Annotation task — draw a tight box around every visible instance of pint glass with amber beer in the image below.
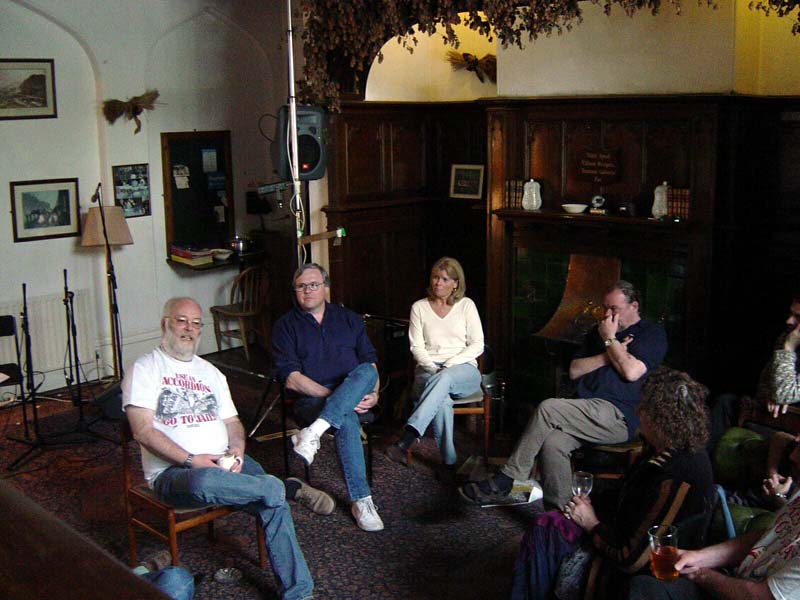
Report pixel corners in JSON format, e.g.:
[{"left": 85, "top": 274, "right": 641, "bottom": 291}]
[{"left": 648, "top": 525, "right": 679, "bottom": 581}]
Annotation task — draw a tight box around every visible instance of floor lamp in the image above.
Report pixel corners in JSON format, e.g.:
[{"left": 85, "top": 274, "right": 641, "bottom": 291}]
[{"left": 81, "top": 203, "right": 133, "bottom": 381}]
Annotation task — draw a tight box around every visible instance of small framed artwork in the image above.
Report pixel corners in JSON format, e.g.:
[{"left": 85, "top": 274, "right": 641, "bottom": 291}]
[
  {"left": 10, "top": 178, "right": 80, "bottom": 242},
  {"left": 0, "top": 59, "right": 57, "bottom": 120},
  {"left": 449, "top": 164, "right": 485, "bottom": 199},
  {"left": 112, "top": 163, "right": 151, "bottom": 218}
]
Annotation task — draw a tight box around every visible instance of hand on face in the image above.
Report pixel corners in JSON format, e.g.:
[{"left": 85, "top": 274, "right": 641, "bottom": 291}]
[{"left": 598, "top": 313, "right": 619, "bottom": 340}]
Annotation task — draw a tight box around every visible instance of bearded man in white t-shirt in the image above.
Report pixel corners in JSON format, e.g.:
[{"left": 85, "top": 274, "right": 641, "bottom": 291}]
[{"left": 123, "top": 297, "right": 318, "bottom": 600}]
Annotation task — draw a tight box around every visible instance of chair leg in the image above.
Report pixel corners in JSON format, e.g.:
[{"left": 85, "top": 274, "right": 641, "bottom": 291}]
[
  {"left": 127, "top": 515, "right": 139, "bottom": 567},
  {"left": 255, "top": 519, "right": 267, "bottom": 569},
  {"left": 212, "top": 314, "right": 223, "bottom": 353},
  {"left": 167, "top": 512, "right": 180, "bottom": 566},
  {"left": 483, "top": 395, "right": 492, "bottom": 464},
  {"left": 281, "top": 393, "right": 291, "bottom": 478},
  {"left": 239, "top": 317, "right": 251, "bottom": 362}
]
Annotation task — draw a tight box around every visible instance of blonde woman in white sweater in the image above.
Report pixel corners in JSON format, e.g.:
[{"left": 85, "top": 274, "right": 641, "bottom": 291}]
[{"left": 386, "top": 257, "right": 484, "bottom": 475}]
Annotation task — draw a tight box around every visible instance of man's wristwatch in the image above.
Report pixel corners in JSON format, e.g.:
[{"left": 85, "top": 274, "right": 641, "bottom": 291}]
[
  {"left": 183, "top": 453, "right": 194, "bottom": 469},
  {"left": 604, "top": 338, "right": 617, "bottom": 348}
]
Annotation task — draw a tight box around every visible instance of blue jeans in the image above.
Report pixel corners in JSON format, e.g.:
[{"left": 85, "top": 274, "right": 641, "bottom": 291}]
[
  {"left": 408, "top": 363, "right": 481, "bottom": 465},
  {"left": 141, "top": 566, "right": 194, "bottom": 600},
  {"left": 293, "top": 362, "right": 378, "bottom": 501},
  {"left": 153, "top": 456, "right": 313, "bottom": 600}
]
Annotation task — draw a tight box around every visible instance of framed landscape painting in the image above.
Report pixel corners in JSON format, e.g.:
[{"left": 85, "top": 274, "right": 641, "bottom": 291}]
[
  {"left": 0, "top": 59, "right": 57, "bottom": 120},
  {"left": 10, "top": 178, "right": 80, "bottom": 242}
]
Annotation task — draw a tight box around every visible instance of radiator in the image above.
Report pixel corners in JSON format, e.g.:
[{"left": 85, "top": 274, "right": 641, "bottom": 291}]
[{"left": 0, "top": 290, "right": 97, "bottom": 381}]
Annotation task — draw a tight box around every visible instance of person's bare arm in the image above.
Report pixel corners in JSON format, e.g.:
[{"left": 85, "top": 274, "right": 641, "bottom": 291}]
[
  {"left": 224, "top": 416, "right": 246, "bottom": 473},
  {"left": 569, "top": 353, "right": 610, "bottom": 380},
  {"left": 126, "top": 405, "right": 221, "bottom": 469},
  {"left": 604, "top": 336, "right": 647, "bottom": 381},
  {"left": 285, "top": 371, "right": 333, "bottom": 398},
  {"left": 682, "top": 569, "right": 774, "bottom": 600},
  {"left": 676, "top": 529, "right": 765, "bottom": 573}
]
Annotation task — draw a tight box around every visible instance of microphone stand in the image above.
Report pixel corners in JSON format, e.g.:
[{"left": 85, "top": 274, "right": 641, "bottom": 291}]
[
  {"left": 7, "top": 284, "right": 86, "bottom": 470},
  {"left": 92, "top": 183, "right": 125, "bottom": 381},
  {"left": 61, "top": 269, "right": 116, "bottom": 444}
]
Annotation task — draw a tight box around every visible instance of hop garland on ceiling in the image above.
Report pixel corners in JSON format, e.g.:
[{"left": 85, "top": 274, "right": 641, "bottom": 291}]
[{"left": 298, "top": 0, "right": 719, "bottom": 110}]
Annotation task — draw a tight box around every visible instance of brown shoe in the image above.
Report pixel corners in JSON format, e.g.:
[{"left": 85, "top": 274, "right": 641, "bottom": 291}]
[{"left": 287, "top": 477, "right": 335, "bottom": 515}]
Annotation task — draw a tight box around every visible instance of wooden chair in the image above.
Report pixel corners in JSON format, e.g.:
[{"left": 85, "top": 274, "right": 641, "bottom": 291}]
[
  {"left": 210, "top": 266, "right": 269, "bottom": 362},
  {"left": 405, "top": 344, "right": 495, "bottom": 465},
  {"left": 121, "top": 420, "right": 267, "bottom": 568},
  {"left": 571, "top": 438, "right": 644, "bottom": 480},
  {"left": 452, "top": 345, "right": 494, "bottom": 464}
]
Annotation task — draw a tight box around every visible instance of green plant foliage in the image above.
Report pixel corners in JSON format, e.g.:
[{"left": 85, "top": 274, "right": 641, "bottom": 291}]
[{"left": 298, "top": 0, "right": 738, "bottom": 110}]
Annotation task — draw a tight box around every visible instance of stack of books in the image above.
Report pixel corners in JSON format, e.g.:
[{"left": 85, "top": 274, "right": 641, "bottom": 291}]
[{"left": 170, "top": 245, "right": 214, "bottom": 266}]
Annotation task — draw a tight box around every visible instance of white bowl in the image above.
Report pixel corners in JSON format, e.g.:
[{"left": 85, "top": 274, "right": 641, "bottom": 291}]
[
  {"left": 562, "top": 203, "right": 588, "bottom": 214},
  {"left": 212, "top": 249, "right": 234, "bottom": 261}
]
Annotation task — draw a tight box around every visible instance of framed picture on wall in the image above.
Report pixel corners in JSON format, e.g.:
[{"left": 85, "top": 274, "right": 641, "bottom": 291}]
[
  {"left": 449, "top": 164, "right": 485, "bottom": 199},
  {"left": 112, "top": 163, "right": 151, "bottom": 218},
  {"left": 0, "top": 59, "right": 57, "bottom": 120},
  {"left": 10, "top": 178, "right": 80, "bottom": 242}
]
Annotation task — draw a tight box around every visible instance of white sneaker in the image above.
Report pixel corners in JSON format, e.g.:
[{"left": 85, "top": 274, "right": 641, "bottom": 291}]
[
  {"left": 291, "top": 427, "right": 321, "bottom": 466},
  {"left": 351, "top": 496, "right": 384, "bottom": 532}
]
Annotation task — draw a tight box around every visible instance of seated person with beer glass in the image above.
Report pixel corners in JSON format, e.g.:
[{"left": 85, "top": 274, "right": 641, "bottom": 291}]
[
  {"left": 510, "top": 368, "right": 716, "bottom": 600},
  {"left": 628, "top": 432, "right": 800, "bottom": 600}
]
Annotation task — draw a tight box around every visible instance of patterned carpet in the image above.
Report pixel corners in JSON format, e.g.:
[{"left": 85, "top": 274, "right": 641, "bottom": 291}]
[{"left": 0, "top": 378, "right": 541, "bottom": 599}]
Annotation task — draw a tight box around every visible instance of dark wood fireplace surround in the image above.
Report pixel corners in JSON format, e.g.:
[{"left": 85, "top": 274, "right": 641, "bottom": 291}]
[{"left": 323, "top": 96, "right": 800, "bottom": 399}]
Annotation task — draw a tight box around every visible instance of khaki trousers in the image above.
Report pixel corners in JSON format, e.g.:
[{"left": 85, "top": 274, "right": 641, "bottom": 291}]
[{"left": 500, "top": 397, "right": 629, "bottom": 507}]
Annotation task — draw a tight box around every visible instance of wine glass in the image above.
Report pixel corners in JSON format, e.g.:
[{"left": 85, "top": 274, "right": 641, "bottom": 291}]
[{"left": 572, "top": 471, "right": 594, "bottom": 497}]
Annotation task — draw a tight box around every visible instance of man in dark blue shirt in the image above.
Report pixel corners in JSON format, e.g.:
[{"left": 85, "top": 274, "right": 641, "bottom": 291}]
[
  {"left": 271, "top": 263, "right": 384, "bottom": 532},
  {"left": 461, "top": 280, "right": 667, "bottom": 508}
]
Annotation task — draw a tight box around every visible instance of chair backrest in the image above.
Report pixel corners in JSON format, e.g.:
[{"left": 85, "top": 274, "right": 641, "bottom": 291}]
[
  {"left": 230, "top": 266, "right": 268, "bottom": 312},
  {"left": 0, "top": 315, "right": 17, "bottom": 338}
]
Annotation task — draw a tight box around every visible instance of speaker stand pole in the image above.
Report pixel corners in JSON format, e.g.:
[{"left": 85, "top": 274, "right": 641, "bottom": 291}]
[{"left": 285, "top": 0, "right": 304, "bottom": 269}]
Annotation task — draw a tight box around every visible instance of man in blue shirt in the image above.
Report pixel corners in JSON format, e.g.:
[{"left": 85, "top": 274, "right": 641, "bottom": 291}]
[
  {"left": 271, "top": 263, "right": 383, "bottom": 532},
  {"left": 461, "top": 280, "right": 668, "bottom": 508}
]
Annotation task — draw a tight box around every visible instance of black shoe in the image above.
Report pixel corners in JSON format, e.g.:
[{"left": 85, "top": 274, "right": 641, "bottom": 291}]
[
  {"left": 458, "top": 477, "right": 511, "bottom": 506},
  {"left": 385, "top": 443, "right": 410, "bottom": 466},
  {"left": 435, "top": 464, "right": 458, "bottom": 485}
]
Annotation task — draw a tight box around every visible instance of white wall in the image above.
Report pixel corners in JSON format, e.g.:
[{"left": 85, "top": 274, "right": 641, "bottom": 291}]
[
  {"left": 499, "top": 2, "right": 735, "bottom": 96},
  {"left": 1, "top": 0, "right": 290, "bottom": 388}
]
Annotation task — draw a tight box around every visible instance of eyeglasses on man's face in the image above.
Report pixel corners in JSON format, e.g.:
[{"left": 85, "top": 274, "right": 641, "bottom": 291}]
[
  {"left": 294, "top": 281, "right": 324, "bottom": 292},
  {"left": 171, "top": 315, "right": 204, "bottom": 329}
]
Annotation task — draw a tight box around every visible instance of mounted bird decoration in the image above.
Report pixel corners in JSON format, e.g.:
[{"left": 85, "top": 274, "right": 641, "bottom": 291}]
[
  {"left": 102, "top": 89, "right": 160, "bottom": 134},
  {"left": 445, "top": 50, "right": 497, "bottom": 84}
]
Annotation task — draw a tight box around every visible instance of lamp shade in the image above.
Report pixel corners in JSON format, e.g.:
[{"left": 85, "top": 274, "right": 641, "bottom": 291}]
[{"left": 81, "top": 206, "right": 133, "bottom": 247}]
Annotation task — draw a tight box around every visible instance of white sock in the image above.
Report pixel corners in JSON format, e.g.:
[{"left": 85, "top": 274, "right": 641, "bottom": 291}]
[{"left": 308, "top": 418, "right": 330, "bottom": 437}]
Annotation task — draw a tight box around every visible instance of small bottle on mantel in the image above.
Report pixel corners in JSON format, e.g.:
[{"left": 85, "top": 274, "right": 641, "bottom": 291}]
[{"left": 652, "top": 181, "right": 669, "bottom": 219}]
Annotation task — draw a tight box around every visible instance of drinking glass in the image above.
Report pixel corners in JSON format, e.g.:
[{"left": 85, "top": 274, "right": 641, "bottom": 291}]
[
  {"left": 648, "top": 525, "right": 679, "bottom": 581},
  {"left": 571, "top": 471, "right": 594, "bottom": 497}
]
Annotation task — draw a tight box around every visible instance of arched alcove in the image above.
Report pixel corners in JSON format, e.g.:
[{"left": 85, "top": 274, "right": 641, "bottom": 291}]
[{"left": 365, "top": 17, "right": 497, "bottom": 102}]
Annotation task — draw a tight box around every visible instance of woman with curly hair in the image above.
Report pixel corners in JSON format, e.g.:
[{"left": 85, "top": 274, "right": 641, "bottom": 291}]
[{"left": 510, "top": 367, "right": 716, "bottom": 600}]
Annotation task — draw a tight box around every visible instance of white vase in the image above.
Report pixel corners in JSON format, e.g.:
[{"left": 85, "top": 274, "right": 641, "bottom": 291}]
[
  {"left": 652, "top": 181, "right": 669, "bottom": 219},
  {"left": 522, "top": 179, "right": 542, "bottom": 211}
]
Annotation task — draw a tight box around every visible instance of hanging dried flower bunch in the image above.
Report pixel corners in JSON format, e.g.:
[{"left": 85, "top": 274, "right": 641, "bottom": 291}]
[
  {"left": 750, "top": 0, "right": 800, "bottom": 35},
  {"left": 299, "top": 0, "right": 720, "bottom": 110},
  {"left": 102, "top": 90, "right": 159, "bottom": 134},
  {"left": 446, "top": 50, "right": 497, "bottom": 83}
]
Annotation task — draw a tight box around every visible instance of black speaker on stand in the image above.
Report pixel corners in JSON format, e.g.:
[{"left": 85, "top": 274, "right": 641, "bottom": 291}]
[{"left": 274, "top": 105, "right": 327, "bottom": 181}]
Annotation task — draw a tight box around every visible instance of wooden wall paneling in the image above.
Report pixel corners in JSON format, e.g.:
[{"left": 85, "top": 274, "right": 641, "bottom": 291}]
[
  {"left": 344, "top": 118, "right": 385, "bottom": 198},
  {"left": 563, "top": 120, "right": 601, "bottom": 204},
  {"left": 389, "top": 119, "right": 426, "bottom": 193},
  {"left": 644, "top": 120, "right": 692, "bottom": 194},
  {"left": 601, "top": 119, "right": 644, "bottom": 210},
  {"left": 525, "top": 120, "right": 562, "bottom": 210}
]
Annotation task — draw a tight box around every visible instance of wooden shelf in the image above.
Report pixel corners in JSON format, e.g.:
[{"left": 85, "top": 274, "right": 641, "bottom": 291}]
[
  {"left": 166, "top": 257, "right": 238, "bottom": 271},
  {"left": 493, "top": 208, "right": 693, "bottom": 229}
]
